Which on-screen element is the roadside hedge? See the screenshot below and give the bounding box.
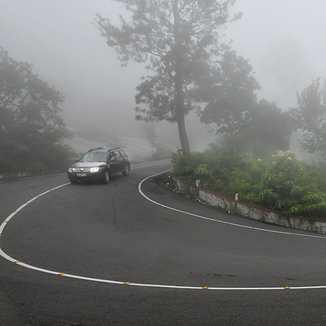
[172,147,326,222]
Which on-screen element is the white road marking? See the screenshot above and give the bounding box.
[138,171,326,240]
[0,170,326,291]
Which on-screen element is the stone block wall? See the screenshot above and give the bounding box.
[172,175,326,235]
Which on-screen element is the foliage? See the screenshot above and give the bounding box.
[197,49,260,154]
[290,78,326,159]
[0,47,73,174]
[172,146,238,193]
[195,51,293,156]
[238,99,294,156]
[94,0,241,153]
[172,147,326,221]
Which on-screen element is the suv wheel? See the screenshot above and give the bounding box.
[122,164,130,176]
[102,170,110,184]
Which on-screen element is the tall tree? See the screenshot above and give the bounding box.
[94,0,241,153]
[241,99,293,155]
[290,78,326,159]
[197,49,260,153]
[0,47,72,173]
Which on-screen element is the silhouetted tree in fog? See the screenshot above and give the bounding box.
[197,49,260,153]
[240,99,293,155]
[0,47,72,174]
[95,0,241,153]
[290,78,326,159]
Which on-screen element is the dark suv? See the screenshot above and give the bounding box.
[67,147,130,184]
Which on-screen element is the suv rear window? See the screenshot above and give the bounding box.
[114,151,121,158]
[119,150,127,158]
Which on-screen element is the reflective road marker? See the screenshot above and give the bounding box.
[1,173,326,291]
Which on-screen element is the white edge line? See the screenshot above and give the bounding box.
[138,171,326,240]
[1,174,326,291]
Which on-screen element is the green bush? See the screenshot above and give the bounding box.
[172,147,326,221]
[172,147,234,193]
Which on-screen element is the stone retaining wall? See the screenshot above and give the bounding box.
[172,175,326,235]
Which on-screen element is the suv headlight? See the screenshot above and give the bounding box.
[90,167,100,173]
[68,168,74,173]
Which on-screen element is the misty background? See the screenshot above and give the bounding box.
[1,0,326,159]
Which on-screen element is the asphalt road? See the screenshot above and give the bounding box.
[1,159,326,326]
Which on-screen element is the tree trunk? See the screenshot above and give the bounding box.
[177,114,190,154]
[173,0,190,154]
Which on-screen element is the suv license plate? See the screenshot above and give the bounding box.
[77,173,87,177]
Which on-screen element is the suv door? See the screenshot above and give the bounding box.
[113,150,124,172]
[108,151,119,174]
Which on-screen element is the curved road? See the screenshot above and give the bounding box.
[1,160,326,325]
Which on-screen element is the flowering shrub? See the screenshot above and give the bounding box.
[172,148,326,221]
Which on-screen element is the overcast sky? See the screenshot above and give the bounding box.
[1,0,326,149]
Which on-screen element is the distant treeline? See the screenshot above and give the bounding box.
[0,47,75,175]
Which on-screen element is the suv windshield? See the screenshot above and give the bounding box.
[80,152,107,162]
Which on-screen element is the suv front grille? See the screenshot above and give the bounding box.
[74,168,91,173]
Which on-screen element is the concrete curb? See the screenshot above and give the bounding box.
[0,172,32,182]
[172,175,326,235]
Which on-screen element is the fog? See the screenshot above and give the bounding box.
[1,0,326,157]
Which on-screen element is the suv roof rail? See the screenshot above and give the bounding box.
[107,147,121,152]
[88,147,104,152]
